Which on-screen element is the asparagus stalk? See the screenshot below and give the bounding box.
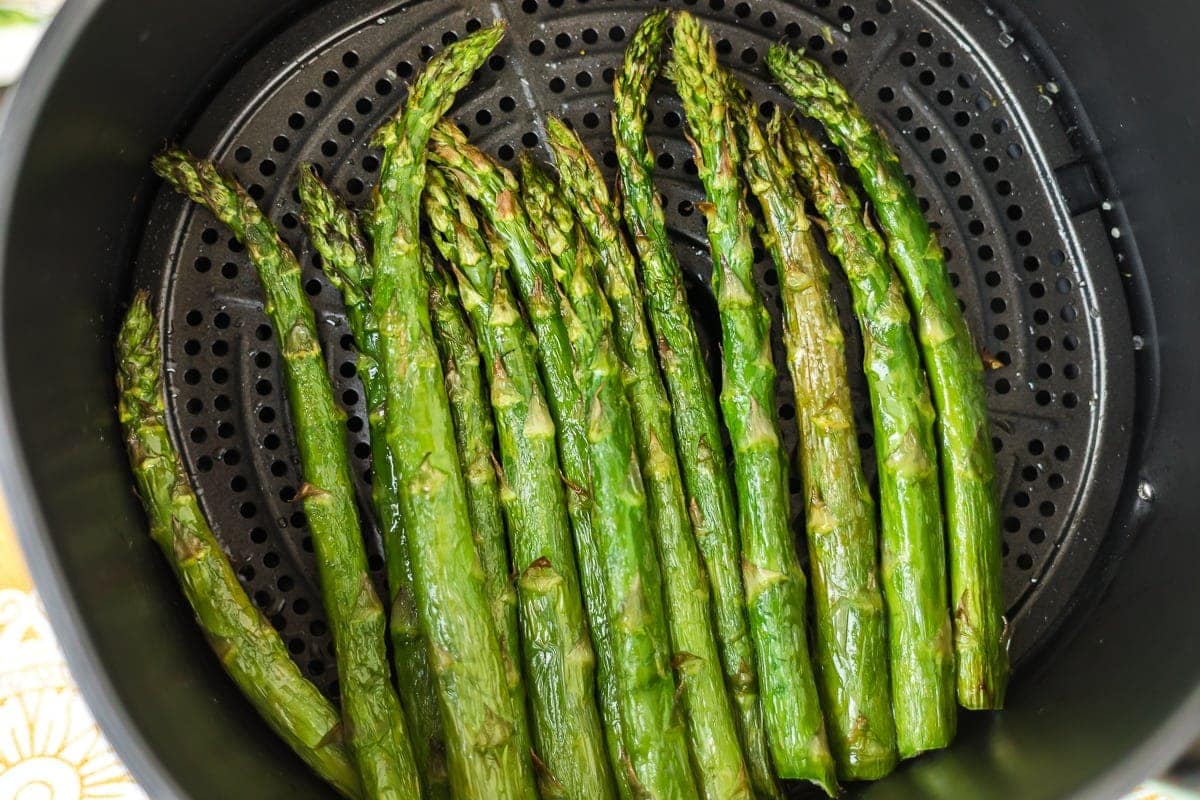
[116,293,363,800]
[667,13,836,794]
[429,125,697,800]
[509,157,634,798]
[423,244,524,721]
[543,117,754,800]
[767,45,1008,710]
[783,124,956,758]
[425,170,617,799]
[153,150,419,799]
[726,78,897,778]
[612,14,778,798]
[367,25,538,799]
[428,135,634,800]
[296,167,449,798]
[518,158,701,800]
[515,153,597,322]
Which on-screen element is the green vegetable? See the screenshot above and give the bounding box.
[153,150,419,799]
[429,124,696,800]
[726,78,896,779]
[423,184,614,798]
[367,24,538,798]
[767,44,1008,710]
[612,13,777,797]
[423,244,525,729]
[116,292,363,800]
[507,154,638,800]
[297,167,449,797]
[544,115,754,800]
[784,124,956,758]
[428,125,634,800]
[668,13,836,794]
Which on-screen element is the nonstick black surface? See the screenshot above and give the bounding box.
[3,0,1192,798]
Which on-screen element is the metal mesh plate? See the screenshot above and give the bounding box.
[135,0,1134,707]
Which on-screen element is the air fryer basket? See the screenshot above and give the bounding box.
[0,0,1190,798]
[139,0,1132,699]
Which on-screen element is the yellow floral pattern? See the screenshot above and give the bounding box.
[0,504,144,800]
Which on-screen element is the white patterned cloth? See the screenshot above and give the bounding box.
[0,588,146,799]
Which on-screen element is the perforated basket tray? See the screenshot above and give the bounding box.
[135,0,1134,711]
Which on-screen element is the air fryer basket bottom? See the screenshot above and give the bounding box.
[136,0,1133,713]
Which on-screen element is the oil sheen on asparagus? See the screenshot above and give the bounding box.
[507,157,635,800]
[767,44,1008,710]
[429,122,698,799]
[152,150,419,800]
[725,77,896,779]
[668,12,836,794]
[429,124,647,797]
[366,24,538,798]
[116,292,363,800]
[422,244,525,732]
[424,169,616,800]
[784,124,956,758]
[546,114,754,800]
[613,14,779,798]
[297,167,449,797]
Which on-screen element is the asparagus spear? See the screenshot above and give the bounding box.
[543,117,754,800]
[116,293,363,800]
[425,171,617,799]
[784,124,956,758]
[428,135,634,800]
[726,78,897,778]
[510,158,633,800]
[515,154,597,321]
[367,24,538,799]
[767,45,1008,710]
[153,150,419,799]
[297,167,449,798]
[612,14,778,798]
[667,13,836,794]
[518,159,701,800]
[429,124,697,800]
[423,244,525,722]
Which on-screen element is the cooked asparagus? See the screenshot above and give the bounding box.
[521,157,702,800]
[153,149,419,799]
[153,146,422,796]
[667,13,837,794]
[423,243,524,723]
[423,178,614,799]
[428,129,636,800]
[767,44,1008,710]
[116,292,363,800]
[367,24,538,799]
[612,13,778,798]
[783,124,956,758]
[544,115,754,800]
[297,167,449,797]
[507,155,638,800]
[429,124,697,799]
[726,79,897,779]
